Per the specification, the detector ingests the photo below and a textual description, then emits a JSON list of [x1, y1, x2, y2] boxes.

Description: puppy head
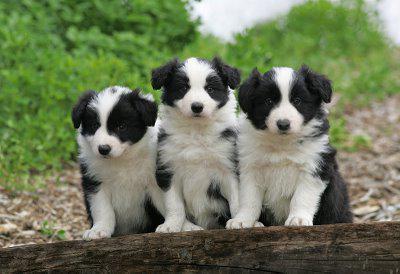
[[151, 57, 240, 118], [72, 86, 157, 158], [239, 65, 332, 135]]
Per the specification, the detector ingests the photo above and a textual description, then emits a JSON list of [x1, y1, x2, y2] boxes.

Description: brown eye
[[265, 98, 273, 106], [117, 122, 127, 131], [293, 97, 301, 106], [180, 85, 189, 93]]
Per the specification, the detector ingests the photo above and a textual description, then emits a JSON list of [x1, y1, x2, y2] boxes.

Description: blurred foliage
[[0, 0, 399, 189], [0, 0, 198, 188]]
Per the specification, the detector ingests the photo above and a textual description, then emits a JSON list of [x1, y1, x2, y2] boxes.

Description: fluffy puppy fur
[[227, 66, 352, 229], [72, 86, 166, 240], [151, 57, 242, 232]]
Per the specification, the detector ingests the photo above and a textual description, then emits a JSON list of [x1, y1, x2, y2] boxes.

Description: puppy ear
[[71, 90, 97, 129], [238, 68, 261, 114], [211, 56, 241, 89], [128, 89, 158, 127], [151, 58, 179, 90], [299, 65, 332, 103]]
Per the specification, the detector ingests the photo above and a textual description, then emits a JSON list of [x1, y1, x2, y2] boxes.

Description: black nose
[[277, 119, 290, 131], [98, 145, 111, 155], [191, 102, 204, 114]]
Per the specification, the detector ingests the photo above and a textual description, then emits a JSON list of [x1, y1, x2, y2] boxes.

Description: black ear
[[211, 56, 241, 89], [151, 58, 179, 90], [128, 89, 158, 127], [71, 90, 97, 129], [238, 68, 261, 114], [299, 65, 332, 103]]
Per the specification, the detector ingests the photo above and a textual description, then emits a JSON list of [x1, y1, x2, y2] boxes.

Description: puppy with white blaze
[[151, 57, 243, 232], [72, 86, 166, 240], [227, 66, 352, 229]]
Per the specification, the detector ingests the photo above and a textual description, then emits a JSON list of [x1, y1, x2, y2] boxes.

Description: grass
[[0, 0, 399, 190]]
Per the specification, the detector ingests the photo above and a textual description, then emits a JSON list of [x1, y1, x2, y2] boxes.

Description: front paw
[[156, 222, 182, 233], [82, 228, 112, 241], [253, 221, 264, 227], [285, 215, 313, 226], [182, 222, 204, 232], [226, 218, 255, 229]]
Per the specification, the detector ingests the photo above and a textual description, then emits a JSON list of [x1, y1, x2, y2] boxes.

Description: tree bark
[[1, 222, 399, 273]]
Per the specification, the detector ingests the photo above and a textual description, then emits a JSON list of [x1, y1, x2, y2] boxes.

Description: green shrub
[[0, 0, 198, 188], [0, 0, 398, 190]]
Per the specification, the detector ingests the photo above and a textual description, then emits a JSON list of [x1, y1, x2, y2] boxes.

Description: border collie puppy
[[72, 86, 166, 240], [151, 57, 242, 232], [227, 66, 352, 229]]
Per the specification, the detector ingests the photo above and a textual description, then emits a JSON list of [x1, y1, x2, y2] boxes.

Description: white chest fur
[[79, 130, 159, 234], [159, 102, 238, 228], [238, 117, 329, 223]]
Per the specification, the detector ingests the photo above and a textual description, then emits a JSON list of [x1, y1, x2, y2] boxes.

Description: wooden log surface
[[1, 222, 399, 273]]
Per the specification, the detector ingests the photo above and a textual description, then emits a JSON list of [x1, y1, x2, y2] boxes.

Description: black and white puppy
[[227, 66, 352, 229], [151, 57, 241, 232], [72, 86, 165, 240]]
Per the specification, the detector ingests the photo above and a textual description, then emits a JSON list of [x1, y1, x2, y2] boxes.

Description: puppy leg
[[285, 175, 327, 226], [220, 175, 240, 218], [226, 172, 264, 229], [148, 185, 202, 232], [83, 188, 115, 241], [156, 182, 186, 233]]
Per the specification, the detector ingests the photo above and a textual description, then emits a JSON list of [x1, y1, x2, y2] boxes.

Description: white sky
[[190, 0, 400, 44]]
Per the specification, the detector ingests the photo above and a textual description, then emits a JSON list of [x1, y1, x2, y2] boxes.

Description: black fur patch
[[211, 56, 241, 89], [71, 90, 97, 130], [144, 195, 165, 233], [220, 128, 239, 179], [220, 127, 237, 140], [238, 68, 280, 130], [156, 128, 173, 191], [312, 146, 353, 224], [300, 65, 332, 104], [207, 180, 230, 226], [80, 107, 101, 136], [205, 74, 229, 109], [158, 127, 169, 143], [106, 90, 157, 144], [79, 162, 101, 226], [258, 206, 276, 226]]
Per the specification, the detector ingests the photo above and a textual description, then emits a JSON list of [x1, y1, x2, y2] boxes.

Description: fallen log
[[1, 222, 399, 273]]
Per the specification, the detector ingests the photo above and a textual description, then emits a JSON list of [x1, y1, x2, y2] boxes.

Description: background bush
[[0, 0, 399, 190]]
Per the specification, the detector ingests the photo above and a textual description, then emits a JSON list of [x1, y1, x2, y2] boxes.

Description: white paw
[[155, 222, 182, 233], [82, 228, 111, 241], [253, 221, 264, 227], [182, 222, 204, 232], [226, 218, 255, 229], [285, 215, 313, 226]]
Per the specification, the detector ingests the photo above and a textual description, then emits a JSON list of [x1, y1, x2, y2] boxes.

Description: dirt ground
[[1, 95, 399, 248]]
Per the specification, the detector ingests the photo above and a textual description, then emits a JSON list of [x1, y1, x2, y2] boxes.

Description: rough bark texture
[[1, 222, 399, 273]]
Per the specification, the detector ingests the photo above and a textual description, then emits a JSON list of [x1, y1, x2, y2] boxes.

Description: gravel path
[[1, 95, 399, 248]]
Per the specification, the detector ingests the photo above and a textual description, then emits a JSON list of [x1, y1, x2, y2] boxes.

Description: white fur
[[175, 58, 219, 118], [77, 86, 162, 240], [227, 68, 329, 229], [156, 91, 240, 232], [266, 67, 304, 134], [78, 87, 200, 240], [79, 123, 165, 239]]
